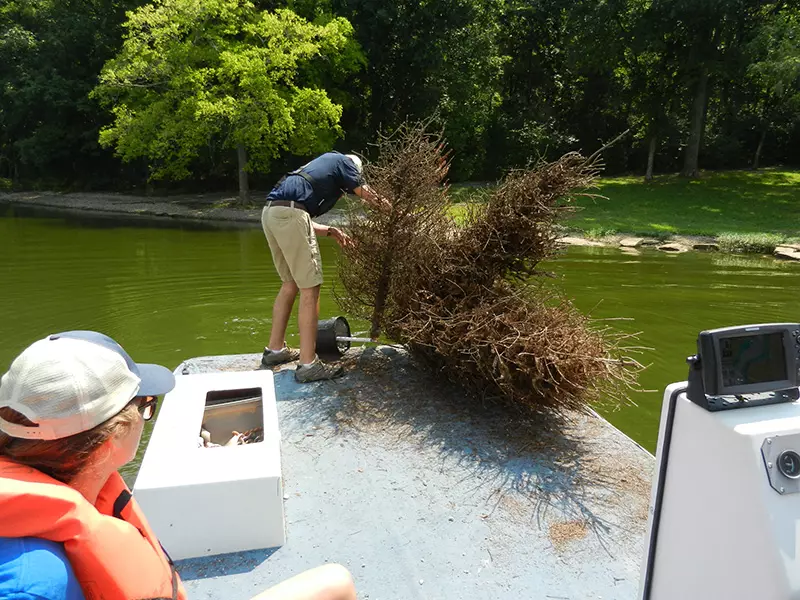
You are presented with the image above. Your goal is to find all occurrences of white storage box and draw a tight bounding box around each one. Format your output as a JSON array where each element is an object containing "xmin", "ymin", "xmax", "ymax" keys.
[{"xmin": 133, "ymin": 370, "xmax": 285, "ymax": 560}]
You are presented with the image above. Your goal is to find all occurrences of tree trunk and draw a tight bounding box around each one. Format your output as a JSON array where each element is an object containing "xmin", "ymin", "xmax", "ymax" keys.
[
  {"xmin": 681, "ymin": 67, "xmax": 709, "ymax": 178},
  {"xmin": 369, "ymin": 240, "xmax": 396, "ymax": 340},
  {"xmin": 753, "ymin": 128, "xmax": 766, "ymax": 170},
  {"xmin": 237, "ymin": 143, "xmax": 249, "ymax": 204},
  {"xmin": 645, "ymin": 134, "xmax": 657, "ymax": 181},
  {"xmin": 369, "ymin": 264, "xmax": 391, "ymax": 340}
]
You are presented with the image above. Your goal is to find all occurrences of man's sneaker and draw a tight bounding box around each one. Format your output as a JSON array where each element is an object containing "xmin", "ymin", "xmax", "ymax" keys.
[
  {"xmin": 295, "ymin": 357, "xmax": 344, "ymax": 383},
  {"xmin": 261, "ymin": 346, "xmax": 300, "ymax": 368}
]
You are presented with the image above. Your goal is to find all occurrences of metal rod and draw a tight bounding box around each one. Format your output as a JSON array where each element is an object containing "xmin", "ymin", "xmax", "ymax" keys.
[{"xmin": 336, "ymin": 336, "xmax": 378, "ymax": 344}]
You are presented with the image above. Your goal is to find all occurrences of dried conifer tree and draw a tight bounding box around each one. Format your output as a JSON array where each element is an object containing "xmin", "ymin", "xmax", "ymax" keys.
[
  {"xmin": 337, "ymin": 122, "xmax": 453, "ymax": 339},
  {"xmin": 336, "ymin": 122, "xmax": 640, "ymax": 412}
]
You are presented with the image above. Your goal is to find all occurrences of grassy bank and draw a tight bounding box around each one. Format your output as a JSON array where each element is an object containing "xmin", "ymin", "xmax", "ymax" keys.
[{"xmin": 450, "ymin": 169, "xmax": 800, "ymax": 243}]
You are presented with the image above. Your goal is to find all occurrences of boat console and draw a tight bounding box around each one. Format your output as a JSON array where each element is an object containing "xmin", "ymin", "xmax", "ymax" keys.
[{"xmin": 640, "ymin": 323, "xmax": 800, "ymax": 600}]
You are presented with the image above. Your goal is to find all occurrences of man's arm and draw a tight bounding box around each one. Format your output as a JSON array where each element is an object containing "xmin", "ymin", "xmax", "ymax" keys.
[
  {"xmin": 353, "ymin": 184, "xmax": 391, "ymax": 213},
  {"xmin": 312, "ymin": 222, "xmax": 351, "ymax": 248}
]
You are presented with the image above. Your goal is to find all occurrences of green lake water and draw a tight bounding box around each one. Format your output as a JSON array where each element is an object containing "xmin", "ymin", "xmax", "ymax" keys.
[{"xmin": 1, "ymin": 204, "xmax": 799, "ymax": 480}]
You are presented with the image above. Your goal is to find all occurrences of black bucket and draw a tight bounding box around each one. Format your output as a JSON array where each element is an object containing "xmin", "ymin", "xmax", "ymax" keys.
[{"xmin": 317, "ymin": 316, "xmax": 351, "ymax": 360}]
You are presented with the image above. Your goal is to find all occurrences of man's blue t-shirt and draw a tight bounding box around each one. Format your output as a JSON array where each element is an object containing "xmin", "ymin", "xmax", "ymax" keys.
[
  {"xmin": 0, "ymin": 537, "xmax": 85, "ymax": 600},
  {"xmin": 267, "ymin": 152, "xmax": 363, "ymax": 217}
]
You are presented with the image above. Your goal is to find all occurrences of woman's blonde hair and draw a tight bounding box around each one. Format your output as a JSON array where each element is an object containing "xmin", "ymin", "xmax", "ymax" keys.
[{"xmin": 0, "ymin": 400, "xmax": 142, "ymax": 483}]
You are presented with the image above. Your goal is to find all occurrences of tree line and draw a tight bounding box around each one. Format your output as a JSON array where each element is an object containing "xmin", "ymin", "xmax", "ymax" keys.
[{"xmin": 1, "ymin": 0, "xmax": 798, "ymax": 196}]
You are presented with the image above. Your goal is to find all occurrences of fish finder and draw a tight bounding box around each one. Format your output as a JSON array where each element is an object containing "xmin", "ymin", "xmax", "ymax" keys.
[{"xmin": 686, "ymin": 323, "xmax": 800, "ymax": 410}]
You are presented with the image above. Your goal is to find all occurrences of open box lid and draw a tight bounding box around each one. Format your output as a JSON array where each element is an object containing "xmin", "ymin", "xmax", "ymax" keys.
[{"xmin": 133, "ymin": 370, "xmax": 281, "ymax": 490}]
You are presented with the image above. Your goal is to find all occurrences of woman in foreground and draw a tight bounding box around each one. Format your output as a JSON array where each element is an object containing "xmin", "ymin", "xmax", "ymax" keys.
[{"xmin": 0, "ymin": 330, "xmax": 356, "ymax": 600}]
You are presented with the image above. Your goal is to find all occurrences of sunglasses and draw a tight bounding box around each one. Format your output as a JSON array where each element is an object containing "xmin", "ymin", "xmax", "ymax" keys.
[{"xmin": 134, "ymin": 396, "xmax": 159, "ymax": 421}]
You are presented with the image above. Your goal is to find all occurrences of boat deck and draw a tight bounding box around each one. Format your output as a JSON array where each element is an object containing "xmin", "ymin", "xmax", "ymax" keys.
[{"xmin": 171, "ymin": 348, "xmax": 654, "ymax": 600}]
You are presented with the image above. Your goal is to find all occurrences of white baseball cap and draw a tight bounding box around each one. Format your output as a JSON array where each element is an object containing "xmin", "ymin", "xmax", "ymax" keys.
[
  {"xmin": 345, "ymin": 154, "xmax": 363, "ymax": 174},
  {"xmin": 0, "ymin": 331, "xmax": 175, "ymax": 440}
]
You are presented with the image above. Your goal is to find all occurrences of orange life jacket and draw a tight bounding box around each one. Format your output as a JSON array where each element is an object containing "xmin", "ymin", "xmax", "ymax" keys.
[{"xmin": 0, "ymin": 457, "xmax": 187, "ymax": 600}]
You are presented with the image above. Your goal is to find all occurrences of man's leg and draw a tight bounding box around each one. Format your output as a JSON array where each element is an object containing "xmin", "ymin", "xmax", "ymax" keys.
[
  {"xmin": 269, "ymin": 208, "xmax": 342, "ymax": 381},
  {"xmin": 262, "ymin": 206, "xmax": 301, "ymax": 367},
  {"xmin": 295, "ymin": 283, "xmax": 344, "ymax": 381},
  {"xmin": 297, "ymin": 285, "xmax": 321, "ymax": 364},
  {"xmin": 269, "ymin": 281, "xmax": 299, "ymax": 351}
]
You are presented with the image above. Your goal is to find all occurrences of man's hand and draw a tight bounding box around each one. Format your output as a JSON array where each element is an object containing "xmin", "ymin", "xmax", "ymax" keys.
[
  {"xmin": 374, "ymin": 195, "xmax": 392, "ymax": 213},
  {"xmin": 366, "ymin": 190, "xmax": 391, "ymax": 214},
  {"xmin": 328, "ymin": 226, "xmax": 353, "ymax": 249},
  {"xmin": 355, "ymin": 184, "xmax": 391, "ymax": 214}
]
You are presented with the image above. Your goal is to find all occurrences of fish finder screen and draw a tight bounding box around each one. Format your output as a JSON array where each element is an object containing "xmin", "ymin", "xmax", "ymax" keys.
[{"xmin": 720, "ymin": 332, "xmax": 787, "ymax": 388}]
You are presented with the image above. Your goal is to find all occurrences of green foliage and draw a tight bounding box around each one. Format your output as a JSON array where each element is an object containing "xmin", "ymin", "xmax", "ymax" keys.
[
  {"xmin": 717, "ymin": 232, "xmax": 786, "ymax": 255},
  {"xmin": 316, "ymin": 0, "xmax": 509, "ymax": 179},
  {"xmin": 0, "ymin": 178, "xmax": 12, "ymax": 191},
  {"xmin": 745, "ymin": 8, "xmax": 800, "ymax": 138},
  {"xmin": 748, "ymin": 10, "xmax": 800, "ymax": 98},
  {"xmin": 91, "ymin": 0, "xmax": 363, "ymax": 181},
  {"xmin": 1, "ymin": 0, "xmax": 799, "ymax": 189},
  {"xmin": 584, "ymin": 227, "xmax": 619, "ymax": 240},
  {"xmin": 0, "ymin": 0, "xmax": 143, "ymax": 187}
]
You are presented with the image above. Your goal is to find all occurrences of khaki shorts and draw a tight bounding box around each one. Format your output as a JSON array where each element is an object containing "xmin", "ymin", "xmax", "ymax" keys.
[{"xmin": 261, "ymin": 205, "xmax": 323, "ymax": 289}]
